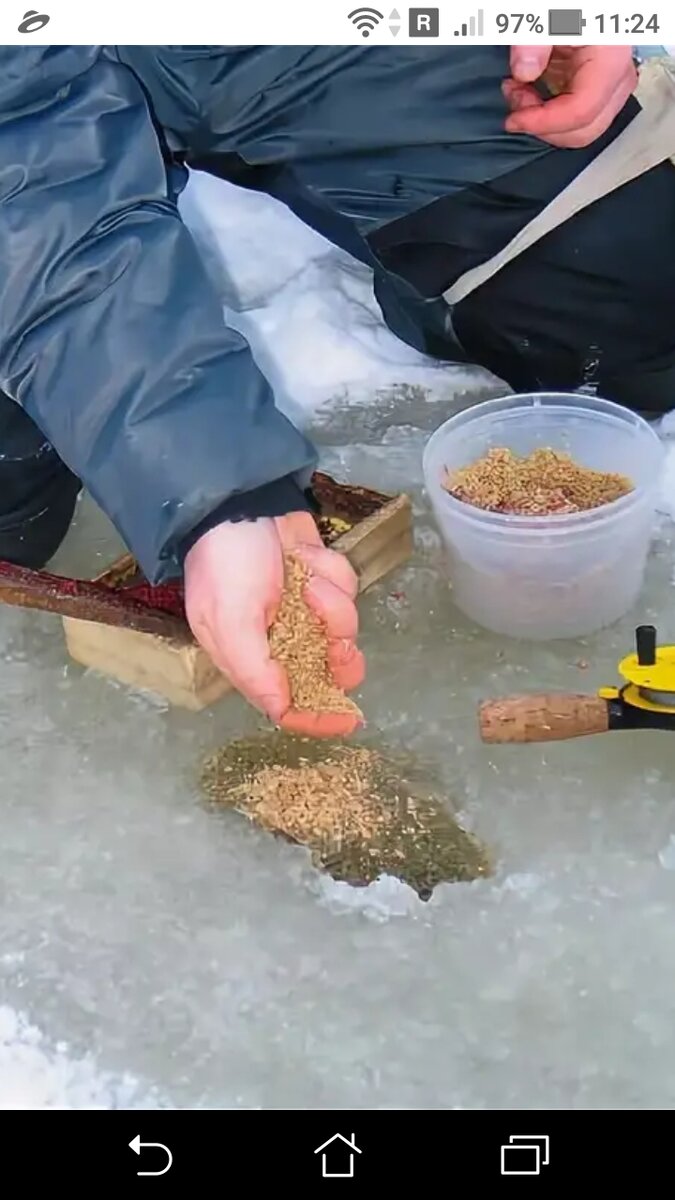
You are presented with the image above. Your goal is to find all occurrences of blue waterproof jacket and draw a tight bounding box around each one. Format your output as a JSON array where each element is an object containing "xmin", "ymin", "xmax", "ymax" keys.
[{"xmin": 0, "ymin": 46, "xmax": 552, "ymax": 581}]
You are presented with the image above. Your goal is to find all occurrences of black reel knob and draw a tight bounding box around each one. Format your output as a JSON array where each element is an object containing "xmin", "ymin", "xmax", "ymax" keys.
[{"xmin": 636, "ymin": 625, "xmax": 657, "ymax": 666}]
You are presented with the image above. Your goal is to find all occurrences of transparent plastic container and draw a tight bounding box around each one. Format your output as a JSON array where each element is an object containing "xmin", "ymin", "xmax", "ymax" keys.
[{"xmin": 422, "ymin": 393, "xmax": 665, "ymax": 640}]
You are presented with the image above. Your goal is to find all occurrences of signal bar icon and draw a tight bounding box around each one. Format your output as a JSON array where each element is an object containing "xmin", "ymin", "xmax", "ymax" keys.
[{"xmin": 454, "ymin": 9, "xmax": 484, "ymax": 36}]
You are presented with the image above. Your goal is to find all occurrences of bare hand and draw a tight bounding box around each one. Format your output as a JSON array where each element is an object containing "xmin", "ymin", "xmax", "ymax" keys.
[
  {"xmin": 503, "ymin": 45, "xmax": 638, "ymax": 148},
  {"xmin": 183, "ymin": 512, "xmax": 365, "ymax": 737}
]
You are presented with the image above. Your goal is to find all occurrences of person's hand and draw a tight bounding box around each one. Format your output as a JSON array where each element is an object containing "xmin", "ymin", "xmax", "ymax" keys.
[
  {"xmin": 503, "ymin": 45, "xmax": 638, "ymax": 148},
  {"xmin": 183, "ymin": 512, "xmax": 365, "ymax": 737}
]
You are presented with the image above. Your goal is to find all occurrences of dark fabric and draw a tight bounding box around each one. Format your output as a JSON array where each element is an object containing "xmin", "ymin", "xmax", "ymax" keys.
[
  {"xmin": 0, "ymin": 47, "xmax": 323, "ymax": 583},
  {"xmin": 0, "ymin": 45, "xmax": 565, "ymax": 582},
  {"xmin": 0, "ymin": 45, "xmax": 673, "ymax": 578},
  {"xmin": 179, "ymin": 476, "xmax": 319, "ymax": 564},
  {"xmin": 0, "ymin": 390, "xmax": 81, "ymax": 568},
  {"xmin": 369, "ymin": 93, "xmax": 675, "ymax": 410},
  {"xmin": 116, "ymin": 45, "xmax": 553, "ymax": 231}
]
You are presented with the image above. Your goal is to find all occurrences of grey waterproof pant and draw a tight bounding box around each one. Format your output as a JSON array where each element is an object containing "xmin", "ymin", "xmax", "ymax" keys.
[{"xmin": 0, "ymin": 392, "xmax": 80, "ymax": 568}]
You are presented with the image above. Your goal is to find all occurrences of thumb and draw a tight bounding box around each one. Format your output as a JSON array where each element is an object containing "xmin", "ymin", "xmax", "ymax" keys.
[
  {"xmin": 188, "ymin": 603, "xmax": 291, "ymax": 723},
  {"xmin": 509, "ymin": 45, "xmax": 552, "ymax": 83}
]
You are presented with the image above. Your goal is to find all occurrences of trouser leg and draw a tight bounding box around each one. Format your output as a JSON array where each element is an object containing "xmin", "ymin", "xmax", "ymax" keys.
[
  {"xmin": 451, "ymin": 150, "xmax": 675, "ymax": 416},
  {"xmin": 0, "ymin": 390, "xmax": 81, "ymax": 568},
  {"xmin": 371, "ymin": 100, "xmax": 675, "ymax": 417}
]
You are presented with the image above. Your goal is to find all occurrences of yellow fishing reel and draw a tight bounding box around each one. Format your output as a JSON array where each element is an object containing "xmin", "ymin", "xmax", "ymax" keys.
[
  {"xmin": 478, "ymin": 624, "xmax": 675, "ymax": 744},
  {"xmin": 599, "ymin": 625, "xmax": 675, "ymax": 716}
]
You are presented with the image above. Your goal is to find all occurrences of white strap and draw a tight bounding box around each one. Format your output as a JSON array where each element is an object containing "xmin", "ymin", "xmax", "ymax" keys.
[{"xmin": 443, "ymin": 57, "xmax": 675, "ymax": 307}]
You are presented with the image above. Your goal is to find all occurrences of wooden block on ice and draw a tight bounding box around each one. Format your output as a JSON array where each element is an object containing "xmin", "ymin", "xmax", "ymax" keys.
[{"xmin": 62, "ymin": 474, "xmax": 413, "ymax": 710}]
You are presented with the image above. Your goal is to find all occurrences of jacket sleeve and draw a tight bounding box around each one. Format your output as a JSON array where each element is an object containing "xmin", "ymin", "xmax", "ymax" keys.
[{"xmin": 0, "ymin": 48, "xmax": 317, "ymax": 583}]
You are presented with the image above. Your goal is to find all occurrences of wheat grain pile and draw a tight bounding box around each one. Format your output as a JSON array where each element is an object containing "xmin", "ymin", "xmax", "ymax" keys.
[
  {"xmin": 200, "ymin": 734, "xmax": 491, "ymax": 897},
  {"xmin": 268, "ymin": 553, "xmax": 362, "ymax": 719},
  {"xmin": 443, "ymin": 447, "xmax": 633, "ymax": 515},
  {"xmin": 203, "ymin": 746, "xmax": 387, "ymax": 846}
]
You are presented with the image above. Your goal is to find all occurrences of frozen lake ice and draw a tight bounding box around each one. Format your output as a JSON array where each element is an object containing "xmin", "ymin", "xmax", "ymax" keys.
[{"xmin": 2, "ymin": 174, "xmax": 675, "ymax": 1110}]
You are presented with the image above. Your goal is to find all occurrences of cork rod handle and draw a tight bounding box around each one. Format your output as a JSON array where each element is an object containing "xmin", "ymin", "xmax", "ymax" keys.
[{"xmin": 478, "ymin": 693, "xmax": 611, "ymax": 744}]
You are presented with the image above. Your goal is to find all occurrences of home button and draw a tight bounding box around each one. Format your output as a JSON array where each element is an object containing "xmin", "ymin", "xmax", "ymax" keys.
[{"xmin": 314, "ymin": 1133, "xmax": 362, "ymax": 1179}]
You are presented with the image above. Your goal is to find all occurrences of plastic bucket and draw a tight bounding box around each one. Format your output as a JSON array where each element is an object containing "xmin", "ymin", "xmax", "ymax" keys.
[{"xmin": 422, "ymin": 393, "xmax": 665, "ymax": 640}]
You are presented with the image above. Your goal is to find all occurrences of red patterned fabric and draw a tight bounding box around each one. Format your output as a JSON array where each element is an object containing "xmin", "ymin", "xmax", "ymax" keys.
[
  {"xmin": 0, "ymin": 559, "xmax": 187, "ymax": 622},
  {"xmin": 121, "ymin": 581, "xmax": 186, "ymax": 618}
]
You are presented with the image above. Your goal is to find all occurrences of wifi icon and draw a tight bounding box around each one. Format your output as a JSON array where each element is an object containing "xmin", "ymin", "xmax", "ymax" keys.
[{"xmin": 348, "ymin": 7, "xmax": 384, "ymax": 37}]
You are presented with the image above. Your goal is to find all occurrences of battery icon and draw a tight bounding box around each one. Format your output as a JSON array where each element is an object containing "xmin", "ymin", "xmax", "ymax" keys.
[{"xmin": 547, "ymin": 8, "xmax": 586, "ymax": 35}]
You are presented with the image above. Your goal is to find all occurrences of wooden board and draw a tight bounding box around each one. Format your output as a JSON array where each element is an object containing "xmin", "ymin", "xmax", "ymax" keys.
[{"xmin": 62, "ymin": 480, "xmax": 413, "ymax": 710}]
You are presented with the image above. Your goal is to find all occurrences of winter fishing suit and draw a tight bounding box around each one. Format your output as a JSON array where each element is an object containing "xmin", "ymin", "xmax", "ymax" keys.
[{"xmin": 1, "ymin": 46, "xmax": 674, "ymax": 577}]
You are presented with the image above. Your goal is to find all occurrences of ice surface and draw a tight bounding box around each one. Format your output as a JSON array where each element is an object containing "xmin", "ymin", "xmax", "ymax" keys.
[
  {"xmin": 0, "ymin": 1006, "xmax": 170, "ymax": 1110},
  {"xmin": 3, "ymin": 173, "xmax": 675, "ymax": 1110},
  {"xmin": 658, "ymin": 835, "xmax": 675, "ymax": 870}
]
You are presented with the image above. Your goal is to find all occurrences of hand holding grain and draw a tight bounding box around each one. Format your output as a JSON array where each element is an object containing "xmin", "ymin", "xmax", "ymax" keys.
[{"xmin": 183, "ymin": 513, "xmax": 365, "ymax": 737}]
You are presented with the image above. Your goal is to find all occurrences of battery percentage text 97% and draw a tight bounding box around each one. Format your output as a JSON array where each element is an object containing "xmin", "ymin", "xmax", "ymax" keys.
[{"xmin": 496, "ymin": 14, "xmax": 545, "ymax": 31}]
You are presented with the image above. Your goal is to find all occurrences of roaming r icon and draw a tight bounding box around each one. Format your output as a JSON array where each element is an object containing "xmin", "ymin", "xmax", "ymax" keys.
[
  {"xmin": 409, "ymin": 7, "xmax": 439, "ymax": 36},
  {"xmin": 500, "ymin": 1134, "xmax": 550, "ymax": 1175}
]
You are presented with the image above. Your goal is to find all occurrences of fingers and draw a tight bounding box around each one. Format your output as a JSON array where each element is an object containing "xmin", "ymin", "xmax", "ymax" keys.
[
  {"xmin": 190, "ymin": 607, "xmax": 291, "ymax": 722},
  {"xmin": 278, "ymin": 708, "xmax": 363, "ymax": 738},
  {"xmin": 184, "ymin": 513, "xmax": 365, "ymax": 735},
  {"xmin": 278, "ymin": 631, "xmax": 366, "ymax": 735},
  {"xmin": 506, "ymin": 69, "xmax": 631, "ymax": 137},
  {"xmin": 327, "ymin": 638, "xmax": 366, "ymax": 692},
  {"xmin": 507, "ymin": 76, "xmax": 633, "ymax": 146},
  {"xmin": 504, "ymin": 47, "xmax": 637, "ymax": 147},
  {"xmin": 191, "ymin": 598, "xmax": 364, "ymax": 727},
  {"xmin": 509, "ymin": 45, "xmax": 552, "ymax": 84},
  {"xmin": 296, "ymin": 545, "xmax": 363, "ymax": 698},
  {"xmin": 272, "ymin": 634, "xmax": 365, "ymax": 736},
  {"xmin": 293, "ymin": 542, "xmax": 359, "ymax": 600},
  {"xmin": 184, "ymin": 518, "xmax": 293, "ymax": 722},
  {"xmin": 223, "ymin": 626, "xmax": 291, "ymax": 722},
  {"xmin": 502, "ymin": 78, "xmax": 542, "ymax": 113},
  {"xmin": 303, "ymin": 574, "xmax": 359, "ymax": 640},
  {"xmin": 275, "ymin": 509, "xmax": 325, "ymax": 550}
]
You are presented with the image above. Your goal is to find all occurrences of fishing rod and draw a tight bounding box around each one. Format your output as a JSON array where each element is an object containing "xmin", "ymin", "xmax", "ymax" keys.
[{"xmin": 479, "ymin": 625, "xmax": 675, "ymax": 744}]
